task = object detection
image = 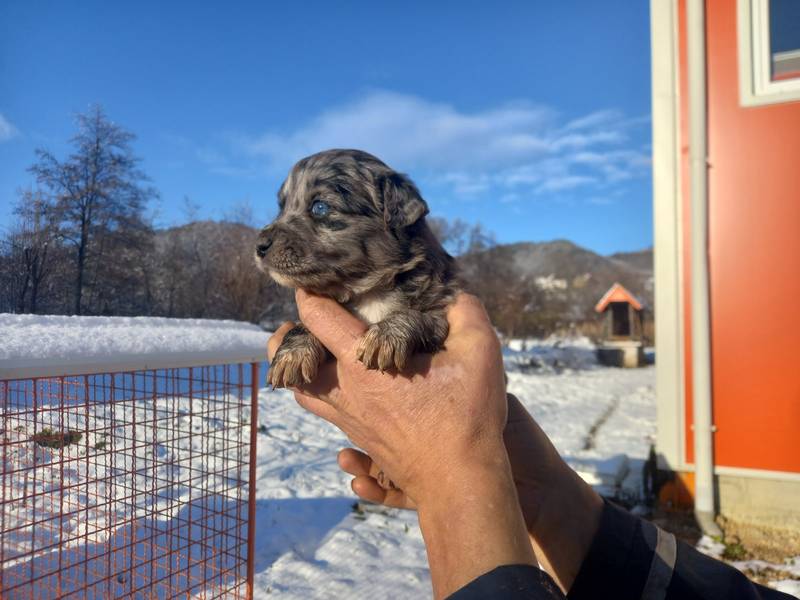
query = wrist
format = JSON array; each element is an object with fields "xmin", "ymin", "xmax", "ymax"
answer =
[
  {"xmin": 413, "ymin": 436, "xmax": 509, "ymax": 510},
  {"xmin": 415, "ymin": 449, "xmax": 537, "ymax": 599}
]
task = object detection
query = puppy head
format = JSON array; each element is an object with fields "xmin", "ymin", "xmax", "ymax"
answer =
[{"xmin": 255, "ymin": 149, "xmax": 429, "ymax": 300}]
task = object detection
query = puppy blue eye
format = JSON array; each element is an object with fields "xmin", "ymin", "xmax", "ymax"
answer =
[{"xmin": 310, "ymin": 200, "xmax": 330, "ymax": 217}]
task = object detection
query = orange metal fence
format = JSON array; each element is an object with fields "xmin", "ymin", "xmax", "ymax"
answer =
[{"xmin": 0, "ymin": 362, "xmax": 259, "ymax": 599}]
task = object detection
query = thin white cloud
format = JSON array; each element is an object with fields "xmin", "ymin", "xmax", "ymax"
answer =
[
  {"xmin": 563, "ymin": 109, "xmax": 623, "ymax": 131},
  {"xmin": 0, "ymin": 113, "xmax": 19, "ymax": 142},
  {"xmin": 537, "ymin": 175, "xmax": 598, "ymax": 193},
  {"xmin": 211, "ymin": 90, "xmax": 650, "ymax": 201},
  {"xmin": 439, "ymin": 172, "xmax": 492, "ymax": 196}
]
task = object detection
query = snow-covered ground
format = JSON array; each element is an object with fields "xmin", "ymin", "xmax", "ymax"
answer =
[
  {"xmin": 249, "ymin": 336, "xmax": 657, "ymax": 598},
  {"xmin": 1, "ymin": 320, "xmax": 797, "ymax": 597},
  {"xmin": 250, "ymin": 336, "xmax": 798, "ymax": 598}
]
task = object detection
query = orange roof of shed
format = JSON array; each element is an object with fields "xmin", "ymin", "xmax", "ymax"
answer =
[{"xmin": 594, "ymin": 283, "xmax": 643, "ymax": 313}]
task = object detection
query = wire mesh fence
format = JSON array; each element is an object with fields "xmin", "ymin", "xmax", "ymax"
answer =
[{"xmin": 0, "ymin": 362, "xmax": 259, "ymax": 599}]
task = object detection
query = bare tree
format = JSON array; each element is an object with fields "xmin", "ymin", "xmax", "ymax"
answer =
[
  {"xmin": 0, "ymin": 190, "xmax": 58, "ymax": 313},
  {"xmin": 428, "ymin": 216, "xmax": 468, "ymax": 255},
  {"xmin": 29, "ymin": 105, "xmax": 155, "ymax": 314},
  {"xmin": 428, "ymin": 217, "xmax": 495, "ymax": 256},
  {"xmin": 219, "ymin": 203, "xmax": 270, "ymax": 321}
]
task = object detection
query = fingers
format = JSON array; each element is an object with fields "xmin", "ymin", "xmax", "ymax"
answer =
[
  {"xmin": 267, "ymin": 321, "xmax": 296, "ymax": 362},
  {"xmin": 296, "ymin": 289, "xmax": 366, "ymax": 360},
  {"xmin": 338, "ymin": 448, "xmax": 384, "ymax": 482},
  {"xmin": 351, "ymin": 476, "xmax": 416, "ymax": 510},
  {"xmin": 338, "ymin": 449, "xmax": 417, "ymax": 510},
  {"xmin": 351, "ymin": 475, "xmax": 392, "ymax": 504},
  {"xmin": 338, "ymin": 448, "xmax": 373, "ymax": 477}
]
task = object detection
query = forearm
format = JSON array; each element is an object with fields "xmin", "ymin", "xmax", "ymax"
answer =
[
  {"xmin": 504, "ymin": 395, "xmax": 603, "ymax": 592},
  {"xmin": 522, "ymin": 462, "xmax": 603, "ymax": 592},
  {"xmin": 417, "ymin": 443, "xmax": 537, "ymax": 599}
]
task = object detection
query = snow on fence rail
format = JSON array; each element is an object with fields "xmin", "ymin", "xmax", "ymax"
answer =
[{"xmin": 0, "ymin": 315, "xmax": 269, "ymax": 599}]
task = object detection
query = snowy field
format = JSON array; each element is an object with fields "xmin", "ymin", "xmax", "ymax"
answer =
[
  {"xmin": 250, "ymin": 338, "xmax": 657, "ymax": 598},
  {"xmin": 1, "ymin": 316, "xmax": 797, "ymax": 597},
  {"xmin": 250, "ymin": 337, "xmax": 799, "ymax": 598}
]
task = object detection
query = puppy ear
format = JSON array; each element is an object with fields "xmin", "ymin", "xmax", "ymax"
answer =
[{"xmin": 380, "ymin": 172, "xmax": 429, "ymax": 228}]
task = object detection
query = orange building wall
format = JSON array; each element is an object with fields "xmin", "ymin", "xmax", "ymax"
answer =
[{"xmin": 679, "ymin": 0, "xmax": 800, "ymax": 474}]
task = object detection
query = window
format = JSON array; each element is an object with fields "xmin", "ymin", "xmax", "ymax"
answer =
[
  {"xmin": 770, "ymin": 0, "xmax": 800, "ymax": 80},
  {"xmin": 738, "ymin": 0, "xmax": 800, "ymax": 106}
]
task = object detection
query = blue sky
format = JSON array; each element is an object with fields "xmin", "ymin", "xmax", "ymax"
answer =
[{"xmin": 0, "ymin": 1, "xmax": 652, "ymax": 255}]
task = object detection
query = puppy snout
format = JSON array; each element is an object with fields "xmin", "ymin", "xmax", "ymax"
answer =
[{"xmin": 256, "ymin": 230, "xmax": 274, "ymax": 258}]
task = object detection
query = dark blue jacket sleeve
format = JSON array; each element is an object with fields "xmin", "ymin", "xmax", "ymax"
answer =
[
  {"xmin": 569, "ymin": 500, "xmax": 794, "ymax": 600},
  {"xmin": 447, "ymin": 501, "xmax": 793, "ymax": 600},
  {"xmin": 448, "ymin": 565, "xmax": 565, "ymax": 599}
]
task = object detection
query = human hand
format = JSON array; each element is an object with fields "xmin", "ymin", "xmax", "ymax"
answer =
[
  {"xmin": 267, "ymin": 290, "xmax": 536, "ymax": 598},
  {"xmin": 267, "ymin": 290, "xmax": 508, "ymax": 508},
  {"xmin": 333, "ymin": 392, "xmax": 538, "ymax": 509},
  {"xmin": 338, "ymin": 394, "xmax": 604, "ymax": 594}
]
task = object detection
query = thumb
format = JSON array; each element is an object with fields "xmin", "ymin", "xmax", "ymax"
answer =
[{"xmin": 296, "ymin": 289, "xmax": 366, "ymax": 359}]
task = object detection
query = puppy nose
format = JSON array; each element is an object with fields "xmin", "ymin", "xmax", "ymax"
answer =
[
  {"xmin": 256, "ymin": 231, "xmax": 273, "ymax": 258},
  {"xmin": 256, "ymin": 242, "xmax": 271, "ymax": 258}
]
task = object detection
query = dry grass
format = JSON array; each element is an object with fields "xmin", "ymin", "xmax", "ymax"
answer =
[
  {"xmin": 648, "ymin": 507, "xmax": 800, "ymax": 584},
  {"xmin": 30, "ymin": 428, "xmax": 82, "ymax": 449}
]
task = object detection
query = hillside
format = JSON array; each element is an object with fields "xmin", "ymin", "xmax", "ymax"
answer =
[
  {"xmin": 155, "ymin": 221, "xmax": 653, "ymax": 336},
  {"xmin": 152, "ymin": 220, "xmax": 294, "ymax": 325},
  {"xmin": 610, "ymin": 248, "xmax": 655, "ymax": 273},
  {"xmin": 458, "ymin": 240, "xmax": 653, "ymax": 335}
]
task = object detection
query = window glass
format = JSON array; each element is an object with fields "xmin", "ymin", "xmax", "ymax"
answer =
[{"xmin": 770, "ymin": 0, "xmax": 800, "ymax": 80}]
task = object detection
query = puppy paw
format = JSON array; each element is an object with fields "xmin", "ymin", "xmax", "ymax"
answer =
[
  {"xmin": 268, "ymin": 327, "xmax": 325, "ymax": 388},
  {"xmin": 356, "ymin": 323, "xmax": 412, "ymax": 372}
]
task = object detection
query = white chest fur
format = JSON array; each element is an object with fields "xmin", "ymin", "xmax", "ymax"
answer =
[{"xmin": 347, "ymin": 290, "xmax": 402, "ymax": 325}]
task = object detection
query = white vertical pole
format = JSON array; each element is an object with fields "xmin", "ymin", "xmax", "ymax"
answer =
[
  {"xmin": 651, "ymin": 0, "xmax": 684, "ymax": 471},
  {"xmin": 686, "ymin": 0, "xmax": 722, "ymax": 536}
]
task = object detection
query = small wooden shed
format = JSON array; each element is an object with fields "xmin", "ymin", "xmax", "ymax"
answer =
[{"xmin": 595, "ymin": 283, "xmax": 644, "ymax": 367}]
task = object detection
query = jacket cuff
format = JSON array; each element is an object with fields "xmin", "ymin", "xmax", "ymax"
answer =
[
  {"xmin": 448, "ymin": 564, "xmax": 565, "ymax": 599},
  {"xmin": 568, "ymin": 500, "xmax": 663, "ymax": 599}
]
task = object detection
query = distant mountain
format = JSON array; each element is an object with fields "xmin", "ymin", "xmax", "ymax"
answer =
[
  {"xmin": 458, "ymin": 240, "xmax": 653, "ymax": 333},
  {"xmin": 154, "ymin": 221, "xmax": 653, "ymax": 335},
  {"xmin": 609, "ymin": 248, "xmax": 654, "ymax": 273}
]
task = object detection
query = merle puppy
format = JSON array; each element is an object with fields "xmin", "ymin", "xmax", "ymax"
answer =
[{"xmin": 256, "ymin": 149, "xmax": 459, "ymax": 389}]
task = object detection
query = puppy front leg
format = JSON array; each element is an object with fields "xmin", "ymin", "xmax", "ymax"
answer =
[
  {"xmin": 357, "ymin": 310, "xmax": 449, "ymax": 372},
  {"xmin": 268, "ymin": 324, "xmax": 329, "ymax": 388}
]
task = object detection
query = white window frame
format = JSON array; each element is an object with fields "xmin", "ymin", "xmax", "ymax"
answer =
[{"xmin": 738, "ymin": 0, "xmax": 800, "ymax": 106}]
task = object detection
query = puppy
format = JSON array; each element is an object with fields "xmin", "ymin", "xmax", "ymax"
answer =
[{"xmin": 255, "ymin": 149, "xmax": 459, "ymax": 388}]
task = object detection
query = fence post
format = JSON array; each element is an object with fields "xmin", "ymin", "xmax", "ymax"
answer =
[{"xmin": 246, "ymin": 361, "xmax": 259, "ymax": 599}]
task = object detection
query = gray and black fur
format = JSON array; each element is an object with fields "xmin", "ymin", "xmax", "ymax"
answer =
[{"xmin": 255, "ymin": 149, "xmax": 459, "ymax": 388}]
